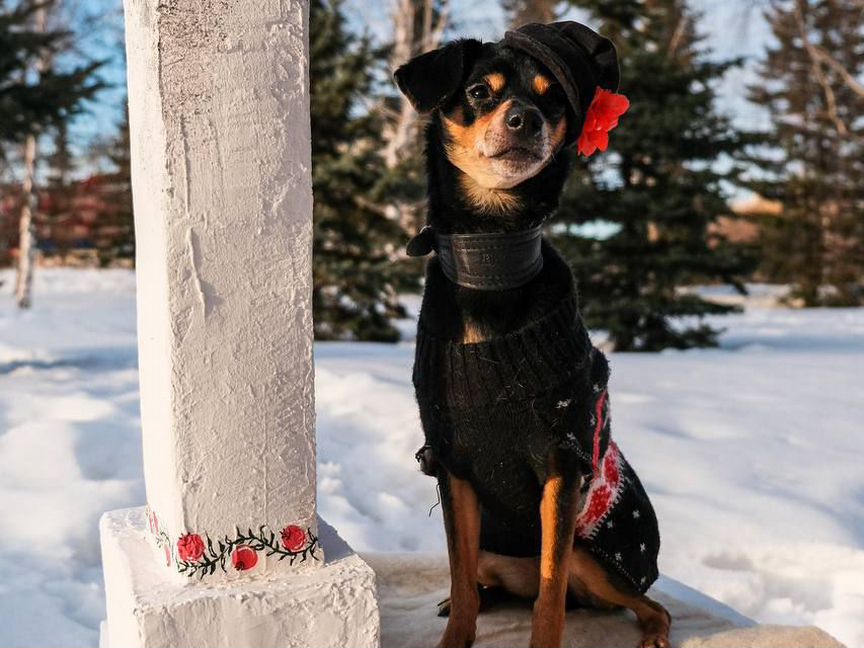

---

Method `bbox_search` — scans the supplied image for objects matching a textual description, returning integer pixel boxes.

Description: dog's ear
[394,39,482,113]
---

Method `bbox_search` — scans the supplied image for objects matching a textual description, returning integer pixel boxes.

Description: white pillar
[99,0,379,645]
[128,0,319,583]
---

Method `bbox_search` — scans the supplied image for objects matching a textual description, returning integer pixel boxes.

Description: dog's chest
[434,381,596,520]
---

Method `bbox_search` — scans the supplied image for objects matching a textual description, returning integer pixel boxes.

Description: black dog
[395,22,671,648]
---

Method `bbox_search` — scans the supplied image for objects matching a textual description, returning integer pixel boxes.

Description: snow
[1,268,862,648]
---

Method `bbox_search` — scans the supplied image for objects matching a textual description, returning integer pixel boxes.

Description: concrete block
[100,507,379,648]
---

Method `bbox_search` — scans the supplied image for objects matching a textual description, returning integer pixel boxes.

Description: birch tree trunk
[15,3,50,310]
[502,0,558,27]
[383,0,449,233]
[383,0,449,170]
[15,134,38,308]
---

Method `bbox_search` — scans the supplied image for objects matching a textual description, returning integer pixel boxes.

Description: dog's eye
[467,84,491,100]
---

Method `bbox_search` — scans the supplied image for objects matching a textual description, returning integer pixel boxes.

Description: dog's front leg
[438,470,481,648]
[530,455,581,648]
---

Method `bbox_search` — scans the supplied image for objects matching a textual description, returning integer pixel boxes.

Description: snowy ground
[1,268,862,648]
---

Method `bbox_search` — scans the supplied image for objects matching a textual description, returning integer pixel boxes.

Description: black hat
[504,22,620,144]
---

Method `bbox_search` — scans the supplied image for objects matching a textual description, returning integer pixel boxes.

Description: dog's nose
[506,105,543,136]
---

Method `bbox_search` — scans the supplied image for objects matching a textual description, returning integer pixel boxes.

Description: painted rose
[232,545,258,571]
[577,88,630,157]
[176,533,206,562]
[280,525,306,552]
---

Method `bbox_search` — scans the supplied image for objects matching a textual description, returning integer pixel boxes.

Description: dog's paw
[639,632,670,648]
[437,620,476,648]
[638,604,671,648]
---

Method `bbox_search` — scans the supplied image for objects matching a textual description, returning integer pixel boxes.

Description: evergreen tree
[0,0,101,146]
[310,0,415,341]
[750,0,864,306]
[554,0,756,351]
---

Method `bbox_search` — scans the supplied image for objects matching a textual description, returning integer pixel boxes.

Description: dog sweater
[413,250,660,593]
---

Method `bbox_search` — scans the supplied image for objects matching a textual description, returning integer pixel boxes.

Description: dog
[395,22,671,648]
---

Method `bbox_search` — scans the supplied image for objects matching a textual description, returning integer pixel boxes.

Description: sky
[62,0,775,180]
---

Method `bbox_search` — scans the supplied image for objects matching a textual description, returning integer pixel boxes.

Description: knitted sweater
[413,248,660,593]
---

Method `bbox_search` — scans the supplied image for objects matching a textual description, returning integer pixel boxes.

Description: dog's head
[394,23,622,196]
[396,39,568,191]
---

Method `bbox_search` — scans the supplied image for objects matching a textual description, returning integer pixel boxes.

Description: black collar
[406,224,545,291]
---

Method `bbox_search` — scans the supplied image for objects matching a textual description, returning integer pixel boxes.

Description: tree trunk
[15,134,38,308]
[14,2,50,309]
[382,0,450,234]
[383,0,449,170]
[502,0,558,28]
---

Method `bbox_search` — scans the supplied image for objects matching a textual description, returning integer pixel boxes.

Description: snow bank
[1,268,862,647]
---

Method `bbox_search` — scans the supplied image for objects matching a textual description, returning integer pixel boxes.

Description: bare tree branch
[808,43,864,99]
[793,0,848,135]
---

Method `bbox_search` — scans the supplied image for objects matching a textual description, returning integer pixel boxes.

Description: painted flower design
[577,88,630,157]
[177,533,205,562]
[280,525,306,552]
[146,506,320,578]
[232,545,258,571]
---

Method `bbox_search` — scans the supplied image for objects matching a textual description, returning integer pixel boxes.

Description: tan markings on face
[442,103,501,150]
[484,72,506,94]
[442,98,560,192]
[442,100,514,187]
[550,115,568,151]
[533,74,552,95]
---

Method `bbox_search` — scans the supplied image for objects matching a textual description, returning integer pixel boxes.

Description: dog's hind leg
[438,551,542,618]
[568,546,671,648]
[529,456,582,648]
[437,470,482,648]
[478,551,540,598]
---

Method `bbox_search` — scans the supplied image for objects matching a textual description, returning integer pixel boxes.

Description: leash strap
[406,224,545,291]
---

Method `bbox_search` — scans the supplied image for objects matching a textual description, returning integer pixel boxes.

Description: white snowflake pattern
[632,510,640,519]
[606,520,614,529]
[640,543,646,553]
[556,399,572,409]
[614,552,622,562]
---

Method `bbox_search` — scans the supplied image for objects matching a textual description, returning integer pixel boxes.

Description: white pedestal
[100,507,379,648]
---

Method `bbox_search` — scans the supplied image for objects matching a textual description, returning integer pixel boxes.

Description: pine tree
[310,0,416,341]
[554,0,756,351]
[750,0,864,306]
[1,0,102,306]
[0,0,102,145]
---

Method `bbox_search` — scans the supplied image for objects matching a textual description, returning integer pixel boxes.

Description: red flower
[232,545,258,571]
[280,525,306,552]
[577,88,630,157]
[177,533,205,562]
